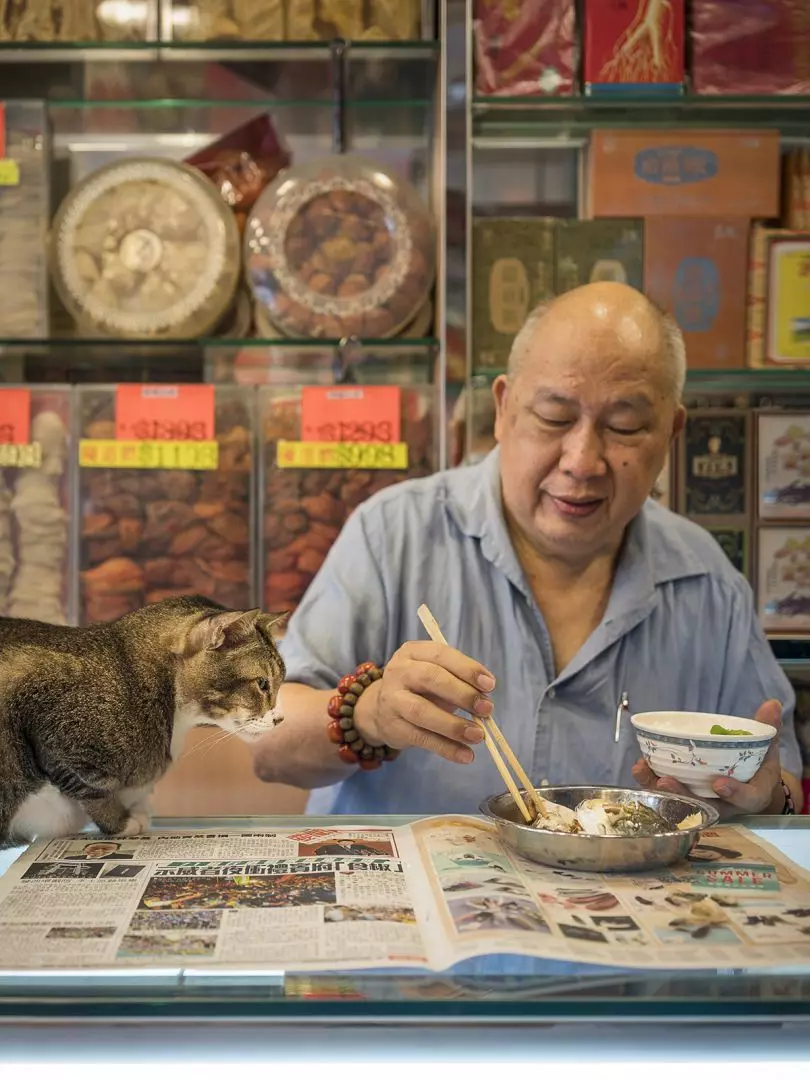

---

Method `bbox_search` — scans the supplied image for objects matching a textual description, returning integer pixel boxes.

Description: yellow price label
[276,440,409,471]
[0,160,20,186]
[79,439,219,470]
[0,442,41,468]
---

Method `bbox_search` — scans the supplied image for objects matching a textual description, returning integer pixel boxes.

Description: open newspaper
[0,816,808,972]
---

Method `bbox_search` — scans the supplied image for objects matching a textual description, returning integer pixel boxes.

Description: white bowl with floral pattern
[630,711,777,799]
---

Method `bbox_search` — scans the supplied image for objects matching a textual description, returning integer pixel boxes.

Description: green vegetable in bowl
[709,724,752,736]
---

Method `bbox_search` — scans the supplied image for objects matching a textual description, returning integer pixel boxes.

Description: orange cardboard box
[588,130,780,218]
[644,217,750,370]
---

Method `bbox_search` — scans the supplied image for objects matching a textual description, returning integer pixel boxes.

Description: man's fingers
[402,661,493,720]
[387,691,482,758]
[398,640,496,692]
[753,698,783,730]
[632,759,657,788]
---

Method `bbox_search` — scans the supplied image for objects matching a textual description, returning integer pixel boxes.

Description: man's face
[494,307,685,563]
[84,843,118,858]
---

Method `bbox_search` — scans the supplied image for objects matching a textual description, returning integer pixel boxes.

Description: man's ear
[492,375,509,443]
[671,404,687,441]
[176,609,261,657]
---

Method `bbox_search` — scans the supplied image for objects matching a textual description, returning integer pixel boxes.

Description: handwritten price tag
[79,440,219,471]
[0,388,31,445]
[276,440,408,471]
[115,385,215,442]
[301,387,401,444]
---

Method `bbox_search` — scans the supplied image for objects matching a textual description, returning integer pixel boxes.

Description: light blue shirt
[281,448,801,815]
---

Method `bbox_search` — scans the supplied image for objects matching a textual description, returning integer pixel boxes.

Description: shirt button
[540,778,550,787]
[547,688,556,699]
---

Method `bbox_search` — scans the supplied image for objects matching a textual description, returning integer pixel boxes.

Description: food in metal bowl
[531,793,698,838]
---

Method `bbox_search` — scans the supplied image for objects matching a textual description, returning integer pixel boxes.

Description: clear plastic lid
[50,158,241,339]
[245,153,436,340]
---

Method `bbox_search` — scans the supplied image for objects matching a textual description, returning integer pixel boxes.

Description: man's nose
[559,424,608,478]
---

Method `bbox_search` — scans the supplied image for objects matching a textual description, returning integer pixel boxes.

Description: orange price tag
[0,388,31,445]
[115,385,215,442]
[301,386,401,444]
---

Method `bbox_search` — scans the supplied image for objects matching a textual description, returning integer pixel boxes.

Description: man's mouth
[545,494,605,518]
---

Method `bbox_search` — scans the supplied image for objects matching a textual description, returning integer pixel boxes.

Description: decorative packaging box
[692,0,810,96]
[644,217,749,370]
[555,219,643,293]
[473,0,577,98]
[472,217,556,372]
[77,385,256,626]
[745,227,810,368]
[679,410,751,519]
[706,525,750,578]
[757,413,810,521]
[584,0,685,96]
[587,130,781,218]
[757,526,810,636]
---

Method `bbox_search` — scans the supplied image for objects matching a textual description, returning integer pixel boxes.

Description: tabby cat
[0,595,286,847]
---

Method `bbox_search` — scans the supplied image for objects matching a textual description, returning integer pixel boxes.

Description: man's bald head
[506,282,686,402]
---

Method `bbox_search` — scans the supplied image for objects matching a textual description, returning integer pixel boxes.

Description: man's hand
[352,641,496,763]
[632,699,785,818]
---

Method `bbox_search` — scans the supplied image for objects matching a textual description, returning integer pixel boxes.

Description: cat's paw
[120,806,151,837]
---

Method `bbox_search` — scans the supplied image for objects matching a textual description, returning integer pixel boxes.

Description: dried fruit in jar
[245,153,435,340]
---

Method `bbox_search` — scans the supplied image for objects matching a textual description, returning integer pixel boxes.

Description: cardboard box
[472,217,555,372]
[584,0,685,95]
[757,526,810,636]
[679,410,750,518]
[766,237,810,366]
[757,413,810,521]
[588,130,781,218]
[555,219,643,293]
[644,218,749,370]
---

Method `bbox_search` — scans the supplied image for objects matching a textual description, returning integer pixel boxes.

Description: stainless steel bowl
[479,786,720,874]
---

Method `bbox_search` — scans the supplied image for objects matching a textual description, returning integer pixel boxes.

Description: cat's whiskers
[181,726,232,761]
[198,727,240,761]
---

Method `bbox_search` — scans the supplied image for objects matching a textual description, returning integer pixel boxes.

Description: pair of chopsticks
[416,604,543,825]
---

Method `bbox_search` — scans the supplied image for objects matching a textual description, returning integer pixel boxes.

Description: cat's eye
[257,677,270,693]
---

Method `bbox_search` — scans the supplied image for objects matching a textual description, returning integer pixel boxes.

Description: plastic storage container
[0,1,157,40]
[245,153,435,340]
[50,158,241,339]
[260,384,436,613]
[0,101,50,340]
[78,385,256,625]
[0,385,73,625]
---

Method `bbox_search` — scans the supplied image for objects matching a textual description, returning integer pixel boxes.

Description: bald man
[254,283,803,816]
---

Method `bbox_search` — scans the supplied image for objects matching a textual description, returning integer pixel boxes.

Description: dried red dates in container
[245,154,436,340]
[78,386,255,625]
[261,385,436,613]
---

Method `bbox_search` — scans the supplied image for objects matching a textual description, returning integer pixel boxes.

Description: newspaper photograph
[0,818,808,972]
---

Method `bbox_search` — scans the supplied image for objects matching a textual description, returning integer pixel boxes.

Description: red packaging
[692,1,810,95]
[474,0,577,97]
[584,0,685,93]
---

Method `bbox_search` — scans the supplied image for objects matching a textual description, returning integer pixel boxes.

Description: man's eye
[537,416,571,428]
[609,426,644,436]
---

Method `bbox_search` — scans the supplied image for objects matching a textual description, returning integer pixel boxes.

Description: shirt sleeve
[716,577,802,779]
[279,504,389,690]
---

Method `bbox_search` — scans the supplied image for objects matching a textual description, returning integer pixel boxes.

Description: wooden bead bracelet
[326,662,400,771]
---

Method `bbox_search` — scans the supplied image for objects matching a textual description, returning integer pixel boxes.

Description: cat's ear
[258,611,289,637]
[177,609,261,657]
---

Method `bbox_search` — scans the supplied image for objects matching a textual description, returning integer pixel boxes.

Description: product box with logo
[747,227,810,368]
[555,219,643,294]
[644,217,749,370]
[757,526,810,636]
[587,130,781,218]
[679,410,751,519]
[584,0,685,95]
[757,412,810,521]
[472,217,556,372]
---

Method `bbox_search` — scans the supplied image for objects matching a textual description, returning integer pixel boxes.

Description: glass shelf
[0,39,439,63]
[472,94,810,145]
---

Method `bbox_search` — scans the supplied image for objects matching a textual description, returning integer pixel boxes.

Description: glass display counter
[0,814,808,1026]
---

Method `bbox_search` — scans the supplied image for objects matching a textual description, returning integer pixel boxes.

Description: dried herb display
[79,389,255,625]
[0,0,155,41]
[0,391,71,625]
[50,159,241,339]
[0,101,49,339]
[262,387,434,613]
[168,0,420,42]
[246,154,435,340]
